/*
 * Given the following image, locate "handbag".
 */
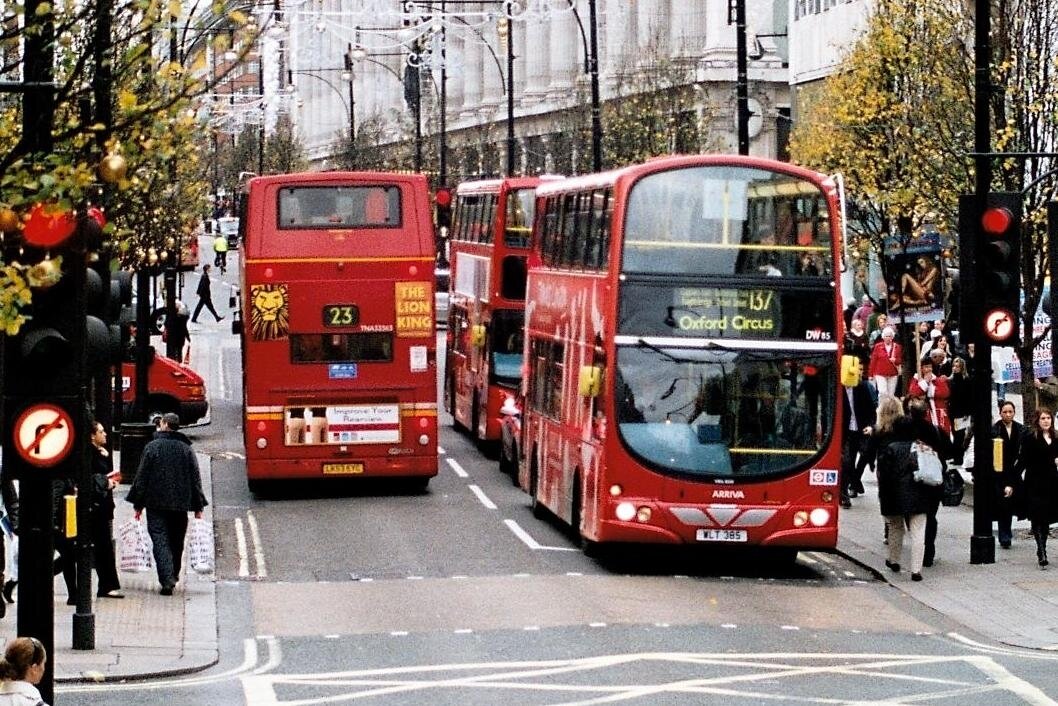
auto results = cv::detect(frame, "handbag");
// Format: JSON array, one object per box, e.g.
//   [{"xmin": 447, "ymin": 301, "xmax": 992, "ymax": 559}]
[
  {"xmin": 119, "ymin": 519, "xmax": 154, "ymax": 573},
  {"xmin": 941, "ymin": 467, "xmax": 965, "ymax": 507},
  {"xmin": 912, "ymin": 442, "xmax": 944, "ymax": 486},
  {"xmin": 187, "ymin": 517, "xmax": 214, "ymax": 574}
]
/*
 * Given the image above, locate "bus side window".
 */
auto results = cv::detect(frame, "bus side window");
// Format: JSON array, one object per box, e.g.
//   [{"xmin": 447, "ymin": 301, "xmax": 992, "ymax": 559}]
[
  {"xmin": 280, "ymin": 192, "xmax": 301, "ymax": 226},
  {"xmin": 364, "ymin": 188, "xmax": 389, "ymax": 224}
]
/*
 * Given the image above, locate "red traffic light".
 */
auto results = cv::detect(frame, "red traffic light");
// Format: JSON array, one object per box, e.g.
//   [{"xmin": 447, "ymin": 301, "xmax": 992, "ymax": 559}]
[
  {"xmin": 23, "ymin": 203, "xmax": 77, "ymax": 248},
  {"xmin": 981, "ymin": 206, "xmax": 1013, "ymax": 235},
  {"xmin": 434, "ymin": 188, "xmax": 452, "ymax": 208}
]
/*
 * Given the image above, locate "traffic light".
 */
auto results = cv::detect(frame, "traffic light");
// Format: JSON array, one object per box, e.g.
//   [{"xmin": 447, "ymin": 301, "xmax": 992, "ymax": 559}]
[
  {"xmin": 434, "ymin": 187, "xmax": 452, "ymax": 230},
  {"xmin": 977, "ymin": 192, "xmax": 1022, "ymax": 346}
]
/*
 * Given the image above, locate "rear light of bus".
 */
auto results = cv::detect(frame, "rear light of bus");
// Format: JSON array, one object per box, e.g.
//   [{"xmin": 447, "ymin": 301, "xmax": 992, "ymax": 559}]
[
  {"xmin": 256, "ymin": 438, "xmax": 267, "ymax": 449},
  {"xmin": 419, "ymin": 434, "xmax": 430, "ymax": 445},
  {"xmin": 793, "ymin": 508, "xmax": 832, "ymax": 528}
]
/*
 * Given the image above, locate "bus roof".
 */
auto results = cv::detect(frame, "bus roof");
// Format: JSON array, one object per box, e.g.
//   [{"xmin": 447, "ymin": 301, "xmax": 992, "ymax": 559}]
[
  {"xmin": 247, "ymin": 171, "xmax": 430, "ymax": 191},
  {"xmin": 533, "ymin": 155, "xmax": 833, "ymax": 198},
  {"xmin": 456, "ymin": 175, "xmax": 564, "ymax": 195}
]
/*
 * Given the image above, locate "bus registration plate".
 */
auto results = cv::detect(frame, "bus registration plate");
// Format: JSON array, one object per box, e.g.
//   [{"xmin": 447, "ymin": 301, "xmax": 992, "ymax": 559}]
[
  {"xmin": 322, "ymin": 463, "xmax": 364, "ymax": 475},
  {"xmin": 696, "ymin": 529, "xmax": 747, "ymax": 542}
]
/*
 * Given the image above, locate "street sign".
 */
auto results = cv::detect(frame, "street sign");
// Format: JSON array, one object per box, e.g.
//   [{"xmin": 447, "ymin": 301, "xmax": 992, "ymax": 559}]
[
  {"xmin": 13, "ymin": 403, "xmax": 74, "ymax": 467},
  {"xmin": 984, "ymin": 308, "xmax": 1015, "ymax": 343}
]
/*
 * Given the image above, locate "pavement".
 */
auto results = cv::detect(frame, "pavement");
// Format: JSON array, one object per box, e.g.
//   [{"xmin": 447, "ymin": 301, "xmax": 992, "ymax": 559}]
[
  {"xmin": 45, "ymin": 452, "xmax": 217, "ymax": 682},
  {"xmin": 27, "ymin": 413, "xmax": 1058, "ymax": 685}
]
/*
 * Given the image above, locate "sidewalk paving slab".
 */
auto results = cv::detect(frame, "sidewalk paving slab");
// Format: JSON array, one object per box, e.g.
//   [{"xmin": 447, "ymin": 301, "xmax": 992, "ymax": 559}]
[
  {"xmin": 26, "ymin": 452, "xmax": 218, "ymax": 683},
  {"xmin": 837, "ymin": 464, "xmax": 1058, "ymax": 650}
]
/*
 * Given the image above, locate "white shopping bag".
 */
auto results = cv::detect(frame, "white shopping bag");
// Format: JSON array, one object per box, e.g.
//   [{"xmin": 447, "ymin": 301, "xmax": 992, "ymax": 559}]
[
  {"xmin": 186, "ymin": 518, "xmax": 214, "ymax": 574},
  {"xmin": 119, "ymin": 519, "xmax": 153, "ymax": 573}
]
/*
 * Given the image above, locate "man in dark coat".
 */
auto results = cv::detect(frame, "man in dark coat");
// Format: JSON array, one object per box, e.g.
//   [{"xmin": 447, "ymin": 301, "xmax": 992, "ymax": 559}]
[
  {"xmin": 127, "ymin": 413, "xmax": 208, "ymax": 595},
  {"xmin": 992, "ymin": 399, "xmax": 1025, "ymax": 548},
  {"xmin": 841, "ymin": 371, "xmax": 876, "ymax": 507},
  {"xmin": 191, "ymin": 264, "xmax": 224, "ymax": 323}
]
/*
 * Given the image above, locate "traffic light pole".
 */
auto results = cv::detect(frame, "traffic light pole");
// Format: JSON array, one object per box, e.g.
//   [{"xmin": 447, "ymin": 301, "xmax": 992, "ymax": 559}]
[{"xmin": 968, "ymin": 0, "xmax": 995, "ymax": 565}]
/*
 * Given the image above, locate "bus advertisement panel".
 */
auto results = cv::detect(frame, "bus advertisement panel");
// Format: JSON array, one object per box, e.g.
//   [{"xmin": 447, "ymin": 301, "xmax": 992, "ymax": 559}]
[
  {"xmin": 444, "ymin": 177, "xmax": 557, "ymax": 444},
  {"xmin": 238, "ymin": 172, "xmax": 438, "ymax": 492},
  {"xmin": 519, "ymin": 156, "xmax": 842, "ymax": 554}
]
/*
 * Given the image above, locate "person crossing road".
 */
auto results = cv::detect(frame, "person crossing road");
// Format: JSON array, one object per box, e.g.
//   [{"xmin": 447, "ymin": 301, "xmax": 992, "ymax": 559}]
[{"xmin": 191, "ymin": 264, "xmax": 224, "ymax": 324}]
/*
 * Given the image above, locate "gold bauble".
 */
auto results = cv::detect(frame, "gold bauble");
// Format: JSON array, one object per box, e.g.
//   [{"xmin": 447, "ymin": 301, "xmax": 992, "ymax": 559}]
[
  {"xmin": 0, "ymin": 207, "xmax": 19, "ymax": 233},
  {"xmin": 99, "ymin": 154, "xmax": 128, "ymax": 183}
]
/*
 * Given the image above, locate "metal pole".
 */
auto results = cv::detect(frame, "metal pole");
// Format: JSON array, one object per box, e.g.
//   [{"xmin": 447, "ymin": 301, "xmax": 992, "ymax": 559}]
[
  {"xmin": 258, "ymin": 60, "xmax": 265, "ymax": 174},
  {"xmin": 587, "ymin": 0, "xmax": 602, "ymax": 172},
  {"xmin": 414, "ymin": 63, "xmax": 423, "ymax": 172},
  {"xmin": 439, "ymin": 0, "xmax": 448, "ymax": 185},
  {"xmin": 505, "ymin": 21, "xmax": 515, "ymax": 177},
  {"xmin": 734, "ymin": 0, "xmax": 750, "ymax": 156},
  {"xmin": 969, "ymin": 0, "xmax": 995, "ymax": 564}
]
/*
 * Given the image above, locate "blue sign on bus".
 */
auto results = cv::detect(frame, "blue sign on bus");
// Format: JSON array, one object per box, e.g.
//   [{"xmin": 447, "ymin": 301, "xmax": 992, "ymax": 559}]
[{"xmin": 328, "ymin": 363, "xmax": 358, "ymax": 380}]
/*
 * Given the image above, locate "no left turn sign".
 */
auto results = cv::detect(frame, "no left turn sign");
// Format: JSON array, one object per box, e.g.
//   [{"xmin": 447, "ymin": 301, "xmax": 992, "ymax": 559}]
[{"xmin": 13, "ymin": 403, "xmax": 75, "ymax": 468}]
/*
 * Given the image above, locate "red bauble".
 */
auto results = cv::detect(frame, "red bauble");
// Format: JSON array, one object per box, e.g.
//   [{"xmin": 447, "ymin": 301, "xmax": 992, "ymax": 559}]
[{"xmin": 23, "ymin": 203, "xmax": 77, "ymax": 247}]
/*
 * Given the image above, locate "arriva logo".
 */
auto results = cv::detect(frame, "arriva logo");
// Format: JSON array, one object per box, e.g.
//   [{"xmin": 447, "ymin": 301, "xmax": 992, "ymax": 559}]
[{"xmin": 712, "ymin": 489, "xmax": 745, "ymax": 499}]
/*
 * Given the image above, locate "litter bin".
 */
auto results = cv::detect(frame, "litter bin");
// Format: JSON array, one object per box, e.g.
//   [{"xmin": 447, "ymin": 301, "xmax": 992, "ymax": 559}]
[{"xmin": 119, "ymin": 423, "xmax": 156, "ymax": 486}]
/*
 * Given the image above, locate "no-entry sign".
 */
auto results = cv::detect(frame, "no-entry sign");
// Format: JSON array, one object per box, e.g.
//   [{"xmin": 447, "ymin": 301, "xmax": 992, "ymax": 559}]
[{"xmin": 13, "ymin": 403, "xmax": 75, "ymax": 468}]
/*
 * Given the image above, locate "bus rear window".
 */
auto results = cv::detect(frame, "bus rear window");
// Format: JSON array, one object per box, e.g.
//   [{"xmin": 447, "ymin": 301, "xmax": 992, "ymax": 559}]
[
  {"xmin": 278, "ymin": 186, "xmax": 401, "ymax": 229},
  {"xmin": 290, "ymin": 333, "xmax": 393, "ymax": 363}
]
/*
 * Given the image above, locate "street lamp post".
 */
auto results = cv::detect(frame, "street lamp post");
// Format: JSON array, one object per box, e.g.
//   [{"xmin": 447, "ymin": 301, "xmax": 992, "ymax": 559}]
[
  {"xmin": 733, "ymin": 0, "xmax": 750, "ymax": 156},
  {"xmin": 343, "ymin": 44, "xmax": 358, "ymax": 143}
]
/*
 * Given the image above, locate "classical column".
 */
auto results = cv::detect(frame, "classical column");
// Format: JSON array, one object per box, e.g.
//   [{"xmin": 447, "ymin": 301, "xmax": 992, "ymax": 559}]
[
  {"xmin": 547, "ymin": 5, "xmax": 576, "ymax": 99},
  {"xmin": 603, "ymin": 0, "xmax": 632, "ymax": 85},
  {"xmin": 636, "ymin": 0, "xmax": 668, "ymax": 57},
  {"xmin": 481, "ymin": 16, "xmax": 503, "ymax": 110},
  {"xmin": 460, "ymin": 28, "xmax": 483, "ymax": 119},
  {"xmin": 670, "ymin": 0, "xmax": 707, "ymax": 59},
  {"xmin": 523, "ymin": 16, "xmax": 549, "ymax": 102},
  {"xmin": 446, "ymin": 30, "xmax": 465, "ymax": 114}
]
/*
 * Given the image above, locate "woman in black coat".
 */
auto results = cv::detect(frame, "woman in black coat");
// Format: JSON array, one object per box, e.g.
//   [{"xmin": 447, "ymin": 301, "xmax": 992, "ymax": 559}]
[
  {"xmin": 946, "ymin": 357, "xmax": 972, "ymax": 466},
  {"xmin": 1015, "ymin": 409, "xmax": 1058, "ymax": 567},
  {"xmin": 876, "ymin": 412, "xmax": 936, "ymax": 581}
]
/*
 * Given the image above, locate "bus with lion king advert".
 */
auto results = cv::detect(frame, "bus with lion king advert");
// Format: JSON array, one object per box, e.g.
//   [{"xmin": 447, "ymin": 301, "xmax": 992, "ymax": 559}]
[
  {"xmin": 237, "ymin": 172, "xmax": 438, "ymax": 493},
  {"xmin": 518, "ymin": 155, "xmax": 843, "ymax": 557}
]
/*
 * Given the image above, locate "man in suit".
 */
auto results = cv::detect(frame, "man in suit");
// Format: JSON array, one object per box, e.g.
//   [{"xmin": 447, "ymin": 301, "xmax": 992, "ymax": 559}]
[
  {"xmin": 841, "ymin": 368, "xmax": 877, "ymax": 507},
  {"xmin": 991, "ymin": 399, "xmax": 1025, "ymax": 548}
]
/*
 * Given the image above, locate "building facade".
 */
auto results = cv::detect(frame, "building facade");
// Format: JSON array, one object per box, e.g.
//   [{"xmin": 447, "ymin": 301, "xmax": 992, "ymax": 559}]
[{"xmin": 281, "ymin": 1, "xmax": 795, "ymax": 179}]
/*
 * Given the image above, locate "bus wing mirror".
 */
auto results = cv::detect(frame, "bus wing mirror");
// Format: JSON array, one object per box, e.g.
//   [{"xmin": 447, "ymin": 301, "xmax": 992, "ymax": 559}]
[
  {"xmin": 578, "ymin": 365, "xmax": 604, "ymax": 397},
  {"xmin": 471, "ymin": 324, "xmax": 487, "ymax": 348}
]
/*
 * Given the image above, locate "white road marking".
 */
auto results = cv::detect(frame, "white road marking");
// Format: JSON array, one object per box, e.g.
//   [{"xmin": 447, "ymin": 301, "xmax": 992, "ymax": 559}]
[
  {"xmin": 503, "ymin": 519, "xmax": 579, "ymax": 552},
  {"xmin": 236, "ymin": 652, "xmax": 1055, "ymax": 705},
  {"xmin": 216, "ymin": 347, "xmax": 227, "ymax": 401},
  {"xmin": 468, "ymin": 484, "xmax": 497, "ymax": 510},
  {"xmin": 234, "ymin": 517, "xmax": 249, "ymax": 577},
  {"xmin": 247, "ymin": 510, "xmax": 268, "ymax": 578},
  {"xmin": 446, "ymin": 458, "xmax": 469, "ymax": 478},
  {"xmin": 438, "ymin": 446, "xmax": 446, "ymax": 455}
]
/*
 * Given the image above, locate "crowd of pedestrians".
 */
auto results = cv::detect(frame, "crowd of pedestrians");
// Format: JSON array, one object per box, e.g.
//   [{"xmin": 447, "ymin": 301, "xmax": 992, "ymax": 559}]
[{"xmin": 842, "ymin": 307, "xmax": 1058, "ymax": 580}]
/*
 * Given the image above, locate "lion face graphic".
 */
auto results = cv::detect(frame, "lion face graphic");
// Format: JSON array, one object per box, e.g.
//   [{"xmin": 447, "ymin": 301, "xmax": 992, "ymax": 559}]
[{"xmin": 250, "ymin": 284, "xmax": 289, "ymax": 341}]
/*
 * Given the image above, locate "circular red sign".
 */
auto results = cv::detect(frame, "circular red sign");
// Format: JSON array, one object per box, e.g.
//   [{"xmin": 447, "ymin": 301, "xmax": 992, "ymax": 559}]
[
  {"xmin": 12, "ymin": 403, "xmax": 75, "ymax": 468},
  {"xmin": 434, "ymin": 188, "xmax": 452, "ymax": 207}
]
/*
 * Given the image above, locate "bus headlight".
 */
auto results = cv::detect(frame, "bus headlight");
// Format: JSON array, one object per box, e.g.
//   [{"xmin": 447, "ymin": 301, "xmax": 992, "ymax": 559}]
[
  {"xmin": 256, "ymin": 438, "xmax": 267, "ymax": 449},
  {"xmin": 615, "ymin": 502, "xmax": 636, "ymax": 522},
  {"xmin": 821, "ymin": 491, "xmax": 834, "ymax": 503},
  {"xmin": 418, "ymin": 434, "xmax": 430, "ymax": 445},
  {"xmin": 793, "ymin": 511, "xmax": 808, "ymax": 527},
  {"xmin": 809, "ymin": 508, "xmax": 831, "ymax": 527}
]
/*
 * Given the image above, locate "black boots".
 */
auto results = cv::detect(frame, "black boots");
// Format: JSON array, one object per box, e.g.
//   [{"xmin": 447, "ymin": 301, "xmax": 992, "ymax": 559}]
[{"xmin": 1034, "ymin": 526, "xmax": 1049, "ymax": 568}]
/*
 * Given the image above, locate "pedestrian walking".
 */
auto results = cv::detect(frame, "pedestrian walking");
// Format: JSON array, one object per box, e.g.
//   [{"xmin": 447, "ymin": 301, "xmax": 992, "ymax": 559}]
[
  {"xmin": 1014, "ymin": 408, "xmax": 1058, "ymax": 568},
  {"xmin": 212, "ymin": 232, "xmax": 228, "ymax": 274},
  {"xmin": 840, "ymin": 369, "xmax": 876, "ymax": 507},
  {"xmin": 868, "ymin": 326, "xmax": 902, "ymax": 399},
  {"xmin": 992, "ymin": 399, "xmax": 1026, "ymax": 549},
  {"xmin": 906, "ymin": 356, "xmax": 952, "ymax": 437},
  {"xmin": 947, "ymin": 357, "xmax": 972, "ymax": 467},
  {"xmin": 0, "ymin": 637, "xmax": 48, "ymax": 706},
  {"xmin": 875, "ymin": 404, "xmax": 937, "ymax": 582},
  {"xmin": 0, "ymin": 466, "xmax": 18, "ymax": 616},
  {"xmin": 51, "ymin": 478, "xmax": 77, "ymax": 606},
  {"xmin": 126, "ymin": 413, "xmax": 208, "ymax": 595},
  {"xmin": 89, "ymin": 421, "xmax": 123, "ymax": 599},
  {"xmin": 191, "ymin": 264, "xmax": 224, "ymax": 324},
  {"xmin": 904, "ymin": 397, "xmax": 948, "ymax": 568},
  {"xmin": 165, "ymin": 301, "xmax": 191, "ymax": 364}
]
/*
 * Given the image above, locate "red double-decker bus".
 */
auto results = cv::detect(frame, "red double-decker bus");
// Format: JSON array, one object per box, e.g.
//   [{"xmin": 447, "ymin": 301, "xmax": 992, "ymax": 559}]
[
  {"xmin": 518, "ymin": 155, "xmax": 843, "ymax": 557},
  {"xmin": 443, "ymin": 176, "xmax": 558, "ymax": 445},
  {"xmin": 237, "ymin": 172, "xmax": 438, "ymax": 493}
]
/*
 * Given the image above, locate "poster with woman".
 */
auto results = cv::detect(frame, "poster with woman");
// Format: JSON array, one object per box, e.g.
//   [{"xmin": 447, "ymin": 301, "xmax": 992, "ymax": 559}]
[{"xmin": 882, "ymin": 233, "xmax": 945, "ymax": 324}]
